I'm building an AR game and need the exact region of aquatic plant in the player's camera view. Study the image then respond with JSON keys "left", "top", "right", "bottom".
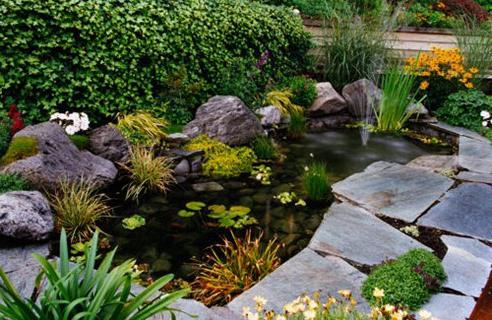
{"left": 121, "top": 146, "right": 175, "bottom": 202}
{"left": 265, "top": 89, "right": 303, "bottom": 116}
{"left": 287, "top": 110, "right": 307, "bottom": 139}
{"left": 122, "top": 214, "right": 146, "bottom": 230}
{"left": 0, "top": 136, "right": 38, "bottom": 166}
{"left": 251, "top": 136, "right": 277, "bottom": 160}
{"left": 362, "top": 248, "right": 446, "bottom": 310}
{"left": 303, "top": 162, "right": 330, "bottom": 201}
{"left": 251, "top": 165, "right": 272, "bottom": 185}
{"left": 178, "top": 202, "right": 257, "bottom": 229}
{"left": 0, "top": 173, "right": 29, "bottom": 194}
{"left": 191, "top": 230, "right": 281, "bottom": 306}
{"left": 0, "top": 229, "right": 189, "bottom": 319}
{"left": 50, "top": 177, "right": 111, "bottom": 242}
{"left": 115, "top": 111, "right": 168, "bottom": 146}
{"left": 274, "top": 192, "right": 306, "bottom": 207}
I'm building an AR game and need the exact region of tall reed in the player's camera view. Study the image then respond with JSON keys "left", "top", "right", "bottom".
{"left": 303, "top": 161, "right": 330, "bottom": 201}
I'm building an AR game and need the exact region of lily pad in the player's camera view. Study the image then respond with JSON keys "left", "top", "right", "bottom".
{"left": 186, "top": 201, "right": 207, "bottom": 211}
{"left": 122, "top": 215, "right": 146, "bottom": 230}
{"left": 229, "top": 205, "right": 251, "bottom": 216}
{"left": 208, "top": 204, "right": 227, "bottom": 214}
{"left": 178, "top": 210, "right": 196, "bottom": 218}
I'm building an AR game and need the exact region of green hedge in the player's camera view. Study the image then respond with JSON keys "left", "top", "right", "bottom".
{"left": 0, "top": 0, "right": 312, "bottom": 124}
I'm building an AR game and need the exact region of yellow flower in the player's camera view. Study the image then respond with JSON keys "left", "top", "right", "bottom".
{"left": 253, "top": 296, "right": 267, "bottom": 309}
{"left": 419, "top": 81, "right": 429, "bottom": 90}
{"left": 275, "top": 316, "right": 287, "bottom": 320}
{"left": 373, "top": 288, "right": 385, "bottom": 298}
{"left": 418, "top": 310, "right": 433, "bottom": 320}
{"left": 470, "top": 67, "right": 479, "bottom": 74}
{"left": 465, "top": 82, "right": 474, "bottom": 89}
{"left": 303, "top": 310, "right": 317, "bottom": 320}
{"left": 338, "top": 289, "right": 352, "bottom": 299}
{"left": 437, "top": 1, "right": 445, "bottom": 9}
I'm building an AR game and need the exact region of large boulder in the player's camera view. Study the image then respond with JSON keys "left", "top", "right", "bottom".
{"left": 0, "top": 191, "right": 53, "bottom": 241}
{"left": 342, "top": 79, "right": 382, "bottom": 119}
{"left": 2, "top": 122, "right": 117, "bottom": 191}
{"left": 256, "top": 105, "right": 283, "bottom": 127}
{"left": 88, "top": 125, "right": 131, "bottom": 163}
{"left": 183, "top": 96, "right": 263, "bottom": 145}
{"left": 309, "top": 82, "right": 347, "bottom": 116}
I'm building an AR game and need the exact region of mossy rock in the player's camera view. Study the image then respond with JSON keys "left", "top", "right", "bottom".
{"left": 0, "top": 137, "right": 38, "bottom": 166}
{"left": 69, "top": 134, "right": 89, "bottom": 150}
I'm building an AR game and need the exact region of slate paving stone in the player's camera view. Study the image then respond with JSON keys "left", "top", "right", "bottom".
{"left": 151, "top": 299, "right": 239, "bottom": 320}
{"left": 332, "top": 161, "right": 454, "bottom": 222}
{"left": 227, "top": 248, "right": 369, "bottom": 314}
{"left": 456, "top": 171, "right": 492, "bottom": 185}
{"left": 309, "top": 202, "right": 429, "bottom": 265}
{"left": 429, "top": 122, "right": 489, "bottom": 142}
{"left": 407, "top": 155, "right": 458, "bottom": 173}
{"left": 442, "top": 235, "right": 492, "bottom": 263}
{"left": 419, "top": 294, "right": 475, "bottom": 320}
{"left": 418, "top": 183, "right": 492, "bottom": 241}
{"left": 458, "top": 137, "right": 492, "bottom": 174}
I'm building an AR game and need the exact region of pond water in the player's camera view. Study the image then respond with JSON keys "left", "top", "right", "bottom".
{"left": 106, "top": 129, "right": 450, "bottom": 280}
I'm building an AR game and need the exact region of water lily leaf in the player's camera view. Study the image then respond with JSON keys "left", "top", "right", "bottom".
{"left": 208, "top": 204, "right": 226, "bottom": 214}
{"left": 122, "top": 215, "right": 146, "bottom": 230}
{"left": 178, "top": 210, "right": 196, "bottom": 218}
{"left": 186, "top": 201, "right": 206, "bottom": 211}
{"left": 208, "top": 211, "right": 226, "bottom": 219}
{"left": 218, "top": 217, "right": 235, "bottom": 228}
{"left": 229, "top": 205, "right": 251, "bottom": 216}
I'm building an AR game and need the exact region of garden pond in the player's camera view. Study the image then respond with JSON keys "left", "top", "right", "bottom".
{"left": 104, "top": 129, "right": 451, "bottom": 281}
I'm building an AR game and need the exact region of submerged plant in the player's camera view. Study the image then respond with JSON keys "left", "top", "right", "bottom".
{"left": 251, "top": 136, "right": 278, "bottom": 160}
{"left": 122, "top": 214, "right": 146, "bottom": 230}
{"left": 178, "top": 202, "right": 257, "bottom": 229}
{"left": 115, "top": 111, "right": 168, "bottom": 146}
{"left": 0, "top": 230, "right": 189, "bottom": 319}
{"left": 192, "top": 230, "right": 281, "bottom": 306}
{"left": 274, "top": 192, "right": 306, "bottom": 207}
{"left": 251, "top": 165, "right": 272, "bottom": 185}
{"left": 50, "top": 177, "right": 111, "bottom": 242}
{"left": 121, "top": 146, "right": 175, "bottom": 202}
{"left": 303, "top": 162, "right": 330, "bottom": 201}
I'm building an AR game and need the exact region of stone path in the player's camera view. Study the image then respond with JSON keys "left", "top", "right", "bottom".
{"left": 458, "top": 137, "right": 492, "bottom": 174}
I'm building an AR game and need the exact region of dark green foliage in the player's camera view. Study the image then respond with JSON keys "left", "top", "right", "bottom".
{"left": 69, "top": 134, "right": 89, "bottom": 150}
{"left": 362, "top": 249, "right": 446, "bottom": 310}
{"left": 287, "top": 110, "right": 307, "bottom": 139}
{"left": 0, "top": 0, "right": 312, "bottom": 124}
{"left": 0, "top": 137, "right": 38, "bottom": 166}
{"left": 0, "top": 111, "right": 12, "bottom": 157}
{"left": 0, "top": 173, "right": 29, "bottom": 194}
{"left": 436, "top": 90, "right": 492, "bottom": 131}
{"left": 303, "top": 161, "right": 330, "bottom": 200}
{"left": 291, "top": 0, "right": 353, "bottom": 19}
{"left": 280, "top": 76, "right": 317, "bottom": 108}
{"left": 251, "top": 136, "right": 278, "bottom": 160}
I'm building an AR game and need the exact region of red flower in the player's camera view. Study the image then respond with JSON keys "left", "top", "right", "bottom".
{"left": 7, "top": 104, "right": 24, "bottom": 135}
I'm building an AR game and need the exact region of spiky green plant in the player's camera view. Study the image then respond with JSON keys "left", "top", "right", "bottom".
{"left": 0, "top": 230, "right": 189, "bottom": 319}
{"left": 265, "top": 90, "right": 303, "bottom": 116}
{"left": 115, "top": 111, "right": 168, "bottom": 146}
{"left": 251, "top": 136, "right": 278, "bottom": 160}
{"left": 303, "top": 162, "right": 330, "bottom": 201}
{"left": 287, "top": 110, "right": 307, "bottom": 139}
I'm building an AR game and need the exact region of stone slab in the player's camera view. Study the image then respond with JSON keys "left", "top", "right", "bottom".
{"left": 458, "top": 137, "right": 492, "bottom": 174}
{"left": 406, "top": 155, "right": 457, "bottom": 173}
{"left": 309, "top": 202, "right": 430, "bottom": 265}
{"left": 152, "top": 299, "right": 224, "bottom": 320}
{"left": 418, "top": 183, "right": 492, "bottom": 241}
{"left": 419, "top": 294, "right": 475, "bottom": 320}
{"left": 429, "top": 122, "right": 489, "bottom": 142}
{"left": 442, "top": 235, "right": 492, "bottom": 263}
{"left": 456, "top": 171, "right": 492, "bottom": 185}
{"left": 227, "top": 248, "right": 369, "bottom": 314}
{"left": 332, "top": 162, "right": 454, "bottom": 222}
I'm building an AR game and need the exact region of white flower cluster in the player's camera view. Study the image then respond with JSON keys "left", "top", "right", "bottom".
{"left": 50, "top": 112, "right": 90, "bottom": 135}
{"left": 481, "top": 110, "right": 491, "bottom": 128}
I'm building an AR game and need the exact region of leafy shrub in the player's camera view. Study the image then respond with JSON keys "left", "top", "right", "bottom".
{"left": 291, "top": 0, "right": 353, "bottom": 19}
{"left": 0, "top": 111, "right": 12, "bottom": 157}
{"left": 0, "top": 173, "right": 29, "bottom": 194}
{"left": 0, "top": 230, "right": 188, "bottom": 319}
{"left": 0, "top": 136, "right": 38, "bottom": 166}
{"left": 0, "top": 0, "right": 311, "bottom": 124}
{"left": 442, "top": 0, "right": 490, "bottom": 23}
{"left": 403, "top": 2, "right": 457, "bottom": 28}
{"left": 362, "top": 249, "right": 446, "bottom": 310}
{"left": 477, "top": 0, "right": 492, "bottom": 12}
{"left": 436, "top": 90, "right": 492, "bottom": 131}
{"left": 185, "top": 135, "right": 257, "bottom": 178}
{"left": 50, "top": 178, "right": 111, "bottom": 242}
{"left": 287, "top": 110, "right": 307, "bottom": 139}
{"left": 192, "top": 231, "right": 281, "bottom": 306}
{"left": 69, "top": 134, "right": 89, "bottom": 150}
{"left": 279, "top": 76, "right": 317, "bottom": 108}
{"left": 121, "top": 146, "right": 175, "bottom": 201}
{"left": 303, "top": 162, "right": 330, "bottom": 201}
{"left": 251, "top": 136, "right": 278, "bottom": 160}
{"left": 115, "top": 112, "right": 168, "bottom": 146}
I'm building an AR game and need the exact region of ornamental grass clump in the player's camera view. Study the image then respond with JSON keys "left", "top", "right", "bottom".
{"left": 0, "top": 229, "right": 189, "bottom": 320}
{"left": 362, "top": 248, "right": 446, "bottom": 310}
{"left": 287, "top": 110, "right": 307, "bottom": 139}
{"left": 303, "top": 162, "right": 330, "bottom": 201}
{"left": 251, "top": 136, "right": 278, "bottom": 160}
{"left": 191, "top": 230, "right": 281, "bottom": 306}
{"left": 121, "top": 146, "right": 175, "bottom": 201}
{"left": 115, "top": 111, "right": 168, "bottom": 146}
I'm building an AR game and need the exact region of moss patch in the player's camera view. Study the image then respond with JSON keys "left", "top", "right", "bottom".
{"left": 0, "top": 136, "right": 38, "bottom": 166}
{"left": 69, "top": 134, "right": 90, "bottom": 150}
{"left": 0, "top": 173, "right": 30, "bottom": 194}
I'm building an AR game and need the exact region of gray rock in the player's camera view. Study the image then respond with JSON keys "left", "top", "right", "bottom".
{"left": 456, "top": 171, "right": 492, "bottom": 184}
{"left": 419, "top": 294, "right": 475, "bottom": 320}
{"left": 309, "top": 202, "right": 429, "bottom": 266}
{"left": 2, "top": 122, "right": 117, "bottom": 191}
{"left": 308, "top": 115, "right": 353, "bottom": 131}
{"left": 174, "top": 159, "right": 190, "bottom": 176}
{"left": 0, "top": 191, "right": 53, "bottom": 241}
{"left": 418, "top": 183, "right": 492, "bottom": 241}
{"left": 191, "top": 181, "right": 224, "bottom": 192}
{"left": 332, "top": 162, "right": 454, "bottom": 222}
{"left": 88, "top": 124, "right": 130, "bottom": 163}
{"left": 406, "top": 102, "right": 429, "bottom": 116}
{"left": 459, "top": 136, "right": 492, "bottom": 174}
{"left": 184, "top": 96, "right": 263, "bottom": 146}
{"left": 151, "top": 299, "right": 241, "bottom": 320}
{"left": 165, "top": 133, "right": 190, "bottom": 145}
{"left": 428, "top": 122, "right": 489, "bottom": 142}
{"left": 407, "top": 155, "right": 458, "bottom": 173}
{"left": 440, "top": 235, "right": 491, "bottom": 297}
{"left": 256, "top": 105, "right": 283, "bottom": 126}
{"left": 342, "top": 79, "right": 382, "bottom": 119}
{"left": 309, "top": 82, "right": 347, "bottom": 116}
{"left": 228, "top": 248, "right": 369, "bottom": 314}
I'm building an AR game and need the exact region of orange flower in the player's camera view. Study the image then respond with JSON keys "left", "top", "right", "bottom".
{"left": 470, "top": 67, "right": 479, "bottom": 74}
{"left": 419, "top": 81, "right": 429, "bottom": 90}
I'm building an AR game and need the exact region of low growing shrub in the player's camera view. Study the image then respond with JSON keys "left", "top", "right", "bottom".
{"left": 251, "top": 136, "right": 278, "bottom": 160}
{"left": 436, "top": 89, "right": 492, "bottom": 131}
{"left": 192, "top": 231, "right": 281, "bottom": 306}
{"left": 362, "top": 248, "right": 446, "bottom": 310}
{"left": 0, "top": 230, "right": 189, "bottom": 319}
{"left": 279, "top": 76, "right": 317, "bottom": 108}
{"left": 303, "top": 162, "right": 330, "bottom": 201}
{"left": 0, "top": 173, "right": 29, "bottom": 194}
{"left": 0, "top": 136, "right": 38, "bottom": 166}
